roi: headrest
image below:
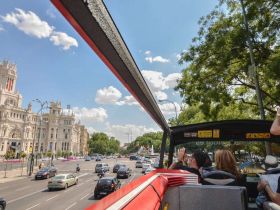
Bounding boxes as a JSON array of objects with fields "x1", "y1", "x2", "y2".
[
  {"x1": 203, "y1": 178, "x2": 235, "y2": 186},
  {"x1": 202, "y1": 170, "x2": 236, "y2": 179}
]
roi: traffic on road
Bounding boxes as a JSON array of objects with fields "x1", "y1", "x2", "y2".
[{"x1": 0, "y1": 156, "x2": 157, "y2": 210}]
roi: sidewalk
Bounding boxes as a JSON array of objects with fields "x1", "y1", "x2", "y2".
[{"x1": 0, "y1": 166, "x2": 39, "y2": 184}]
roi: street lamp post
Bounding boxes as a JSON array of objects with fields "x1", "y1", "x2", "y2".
[
  {"x1": 239, "y1": 0, "x2": 271, "y2": 154},
  {"x1": 158, "y1": 99, "x2": 178, "y2": 125},
  {"x1": 28, "y1": 99, "x2": 48, "y2": 176}
]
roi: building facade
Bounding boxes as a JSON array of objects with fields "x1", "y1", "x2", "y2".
[{"x1": 0, "y1": 60, "x2": 89, "y2": 157}]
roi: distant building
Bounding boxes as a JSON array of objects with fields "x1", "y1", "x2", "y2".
[{"x1": 0, "y1": 60, "x2": 89, "y2": 157}]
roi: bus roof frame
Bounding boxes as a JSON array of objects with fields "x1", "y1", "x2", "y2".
[
  {"x1": 170, "y1": 119, "x2": 279, "y2": 145},
  {"x1": 51, "y1": 0, "x2": 170, "y2": 134}
]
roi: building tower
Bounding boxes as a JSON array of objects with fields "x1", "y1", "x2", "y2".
[{"x1": 0, "y1": 60, "x2": 22, "y2": 107}]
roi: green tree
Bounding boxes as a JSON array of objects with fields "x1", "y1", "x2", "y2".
[
  {"x1": 19, "y1": 151, "x2": 27, "y2": 160},
  {"x1": 4, "y1": 150, "x2": 15, "y2": 160},
  {"x1": 46, "y1": 150, "x2": 52, "y2": 158},
  {"x1": 56, "y1": 150, "x2": 62, "y2": 157},
  {"x1": 127, "y1": 132, "x2": 163, "y2": 154},
  {"x1": 88, "y1": 132, "x2": 121, "y2": 155},
  {"x1": 176, "y1": 0, "x2": 280, "y2": 120}
]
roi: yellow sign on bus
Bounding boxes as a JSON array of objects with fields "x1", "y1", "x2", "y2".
[
  {"x1": 246, "y1": 133, "x2": 271, "y2": 139},
  {"x1": 198, "y1": 130, "x2": 213, "y2": 138}
]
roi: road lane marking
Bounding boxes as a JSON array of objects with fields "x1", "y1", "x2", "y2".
[
  {"x1": 46, "y1": 194, "x2": 59, "y2": 201},
  {"x1": 16, "y1": 186, "x2": 31, "y2": 192},
  {"x1": 25, "y1": 203, "x2": 40, "y2": 210},
  {"x1": 65, "y1": 202, "x2": 77, "y2": 210},
  {"x1": 130, "y1": 173, "x2": 136, "y2": 181},
  {"x1": 85, "y1": 179, "x2": 92, "y2": 182},
  {"x1": 80, "y1": 193, "x2": 89, "y2": 200},
  {"x1": 8, "y1": 188, "x2": 47, "y2": 204},
  {"x1": 77, "y1": 173, "x2": 88, "y2": 178}
]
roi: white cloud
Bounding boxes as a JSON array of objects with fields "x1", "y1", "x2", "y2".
[
  {"x1": 2, "y1": 8, "x2": 78, "y2": 50},
  {"x1": 158, "y1": 102, "x2": 181, "y2": 116},
  {"x1": 2, "y1": 8, "x2": 53, "y2": 38},
  {"x1": 86, "y1": 127, "x2": 96, "y2": 134},
  {"x1": 72, "y1": 107, "x2": 108, "y2": 123},
  {"x1": 0, "y1": 26, "x2": 4, "y2": 31},
  {"x1": 141, "y1": 70, "x2": 182, "y2": 92},
  {"x1": 145, "y1": 56, "x2": 169, "y2": 63},
  {"x1": 116, "y1": 95, "x2": 139, "y2": 106},
  {"x1": 141, "y1": 70, "x2": 168, "y2": 91},
  {"x1": 165, "y1": 73, "x2": 182, "y2": 89},
  {"x1": 50, "y1": 31, "x2": 78, "y2": 50},
  {"x1": 105, "y1": 123, "x2": 159, "y2": 145},
  {"x1": 155, "y1": 91, "x2": 168, "y2": 100},
  {"x1": 95, "y1": 86, "x2": 122, "y2": 104},
  {"x1": 144, "y1": 50, "x2": 151, "y2": 55}
]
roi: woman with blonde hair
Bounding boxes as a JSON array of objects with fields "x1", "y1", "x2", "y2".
[{"x1": 215, "y1": 149, "x2": 240, "y2": 178}]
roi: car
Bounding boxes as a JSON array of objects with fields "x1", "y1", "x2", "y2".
[
  {"x1": 48, "y1": 173, "x2": 78, "y2": 190},
  {"x1": 94, "y1": 177, "x2": 121, "y2": 199},
  {"x1": 35, "y1": 167, "x2": 57, "y2": 180},
  {"x1": 129, "y1": 155, "x2": 138, "y2": 160},
  {"x1": 117, "y1": 166, "x2": 131, "y2": 178},
  {"x1": 0, "y1": 198, "x2": 6, "y2": 210},
  {"x1": 113, "y1": 164, "x2": 126, "y2": 173},
  {"x1": 85, "y1": 156, "x2": 91, "y2": 161},
  {"x1": 135, "y1": 161, "x2": 143, "y2": 168},
  {"x1": 96, "y1": 156, "x2": 102, "y2": 161},
  {"x1": 95, "y1": 163, "x2": 109, "y2": 173},
  {"x1": 144, "y1": 167, "x2": 155, "y2": 175},
  {"x1": 142, "y1": 163, "x2": 151, "y2": 173}
]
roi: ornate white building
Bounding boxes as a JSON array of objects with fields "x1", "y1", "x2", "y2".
[{"x1": 0, "y1": 60, "x2": 89, "y2": 157}]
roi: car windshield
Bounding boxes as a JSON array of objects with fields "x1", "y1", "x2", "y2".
[
  {"x1": 99, "y1": 179, "x2": 112, "y2": 185},
  {"x1": 96, "y1": 164, "x2": 102, "y2": 167},
  {"x1": 40, "y1": 168, "x2": 49, "y2": 172},
  {"x1": 118, "y1": 167, "x2": 127, "y2": 171}
]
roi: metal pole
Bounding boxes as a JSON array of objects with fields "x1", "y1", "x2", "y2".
[
  {"x1": 168, "y1": 135, "x2": 175, "y2": 167},
  {"x1": 159, "y1": 130, "x2": 168, "y2": 168},
  {"x1": 28, "y1": 120, "x2": 36, "y2": 176},
  {"x1": 28, "y1": 100, "x2": 48, "y2": 176},
  {"x1": 239, "y1": 0, "x2": 271, "y2": 154}
]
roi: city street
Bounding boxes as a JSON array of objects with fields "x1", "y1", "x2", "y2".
[{"x1": 0, "y1": 158, "x2": 143, "y2": 210}]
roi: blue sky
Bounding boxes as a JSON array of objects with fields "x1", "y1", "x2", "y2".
[{"x1": 0, "y1": 0, "x2": 217, "y2": 144}]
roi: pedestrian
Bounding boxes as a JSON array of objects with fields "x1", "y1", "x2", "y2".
[{"x1": 39, "y1": 163, "x2": 42, "y2": 170}]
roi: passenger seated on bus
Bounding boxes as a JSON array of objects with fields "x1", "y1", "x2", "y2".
[
  {"x1": 214, "y1": 149, "x2": 241, "y2": 179},
  {"x1": 257, "y1": 177, "x2": 280, "y2": 209},
  {"x1": 270, "y1": 107, "x2": 280, "y2": 135},
  {"x1": 256, "y1": 156, "x2": 280, "y2": 209},
  {"x1": 199, "y1": 152, "x2": 215, "y2": 176},
  {"x1": 201, "y1": 149, "x2": 242, "y2": 186},
  {"x1": 169, "y1": 148, "x2": 207, "y2": 182}
]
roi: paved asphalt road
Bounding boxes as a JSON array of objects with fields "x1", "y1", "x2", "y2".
[{"x1": 0, "y1": 158, "x2": 143, "y2": 210}]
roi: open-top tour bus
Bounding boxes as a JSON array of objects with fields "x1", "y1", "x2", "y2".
[{"x1": 51, "y1": 1, "x2": 280, "y2": 209}]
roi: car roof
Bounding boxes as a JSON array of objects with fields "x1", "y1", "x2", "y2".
[
  {"x1": 55, "y1": 173, "x2": 72, "y2": 176},
  {"x1": 100, "y1": 177, "x2": 115, "y2": 180}
]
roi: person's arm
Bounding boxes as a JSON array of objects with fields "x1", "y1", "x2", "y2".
[
  {"x1": 270, "y1": 108, "x2": 280, "y2": 135},
  {"x1": 264, "y1": 184, "x2": 280, "y2": 205},
  {"x1": 168, "y1": 148, "x2": 186, "y2": 169},
  {"x1": 258, "y1": 180, "x2": 280, "y2": 205}
]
